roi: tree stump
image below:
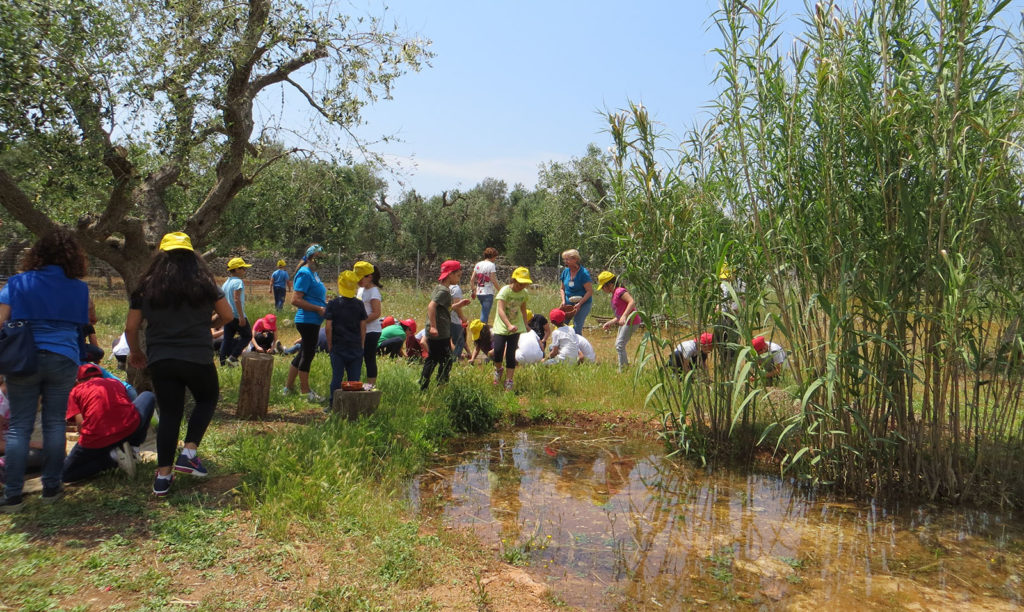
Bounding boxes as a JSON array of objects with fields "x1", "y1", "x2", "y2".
[
  {"x1": 236, "y1": 352, "x2": 274, "y2": 419},
  {"x1": 330, "y1": 389, "x2": 382, "y2": 420}
]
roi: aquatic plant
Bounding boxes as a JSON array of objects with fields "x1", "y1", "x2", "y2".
[{"x1": 607, "y1": 0, "x2": 1024, "y2": 505}]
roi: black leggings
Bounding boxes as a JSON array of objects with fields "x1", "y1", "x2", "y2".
[
  {"x1": 363, "y1": 331, "x2": 381, "y2": 378},
  {"x1": 149, "y1": 359, "x2": 219, "y2": 468},
  {"x1": 290, "y1": 323, "x2": 321, "y2": 373},
  {"x1": 420, "y1": 337, "x2": 453, "y2": 390},
  {"x1": 492, "y1": 333, "x2": 520, "y2": 369}
]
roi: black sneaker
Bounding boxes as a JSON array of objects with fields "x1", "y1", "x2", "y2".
[
  {"x1": 41, "y1": 486, "x2": 63, "y2": 504},
  {"x1": 173, "y1": 454, "x2": 209, "y2": 477},
  {"x1": 0, "y1": 495, "x2": 24, "y2": 513},
  {"x1": 152, "y1": 472, "x2": 174, "y2": 496}
]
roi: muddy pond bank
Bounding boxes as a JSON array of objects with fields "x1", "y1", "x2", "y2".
[{"x1": 410, "y1": 428, "x2": 1024, "y2": 610}]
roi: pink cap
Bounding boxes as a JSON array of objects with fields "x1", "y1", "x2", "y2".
[{"x1": 699, "y1": 332, "x2": 714, "y2": 346}]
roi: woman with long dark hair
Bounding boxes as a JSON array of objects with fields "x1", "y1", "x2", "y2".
[
  {"x1": 282, "y1": 245, "x2": 327, "y2": 401},
  {"x1": 0, "y1": 229, "x2": 90, "y2": 511},
  {"x1": 125, "y1": 232, "x2": 233, "y2": 496}
]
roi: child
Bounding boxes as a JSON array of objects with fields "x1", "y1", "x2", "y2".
[
  {"x1": 671, "y1": 333, "x2": 714, "y2": 372},
  {"x1": 752, "y1": 336, "x2": 787, "y2": 380},
  {"x1": 378, "y1": 319, "x2": 411, "y2": 358},
  {"x1": 220, "y1": 257, "x2": 252, "y2": 366},
  {"x1": 271, "y1": 259, "x2": 290, "y2": 311},
  {"x1": 514, "y1": 327, "x2": 544, "y2": 364},
  {"x1": 62, "y1": 364, "x2": 157, "y2": 482},
  {"x1": 404, "y1": 319, "x2": 427, "y2": 362},
  {"x1": 492, "y1": 267, "x2": 532, "y2": 390},
  {"x1": 468, "y1": 319, "x2": 493, "y2": 362},
  {"x1": 597, "y1": 271, "x2": 640, "y2": 370},
  {"x1": 354, "y1": 261, "x2": 383, "y2": 386},
  {"x1": 544, "y1": 308, "x2": 579, "y2": 365},
  {"x1": 249, "y1": 313, "x2": 278, "y2": 353},
  {"x1": 576, "y1": 334, "x2": 597, "y2": 363},
  {"x1": 420, "y1": 260, "x2": 465, "y2": 390},
  {"x1": 324, "y1": 270, "x2": 367, "y2": 401}
]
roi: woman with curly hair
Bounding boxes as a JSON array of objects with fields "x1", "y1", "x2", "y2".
[
  {"x1": 125, "y1": 232, "x2": 233, "y2": 496},
  {"x1": 1, "y1": 229, "x2": 90, "y2": 512}
]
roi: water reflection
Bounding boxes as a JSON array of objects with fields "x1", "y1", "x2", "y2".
[{"x1": 410, "y1": 429, "x2": 1024, "y2": 610}]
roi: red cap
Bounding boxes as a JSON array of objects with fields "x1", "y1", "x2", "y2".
[
  {"x1": 752, "y1": 336, "x2": 768, "y2": 353},
  {"x1": 77, "y1": 363, "x2": 103, "y2": 381},
  {"x1": 400, "y1": 319, "x2": 417, "y2": 333},
  {"x1": 382, "y1": 315, "x2": 396, "y2": 328},
  {"x1": 439, "y1": 259, "x2": 462, "y2": 281},
  {"x1": 549, "y1": 308, "x2": 566, "y2": 325},
  {"x1": 699, "y1": 332, "x2": 714, "y2": 346},
  {"x1": 264, "y1": 314, "x2": 277, "y2": 331}
]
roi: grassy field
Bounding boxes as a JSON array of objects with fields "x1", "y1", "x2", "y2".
[{"x1": 0, "y1": 279, "x2": 657, "y2": 611}]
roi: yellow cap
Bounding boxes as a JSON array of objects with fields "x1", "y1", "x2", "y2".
[
  {"x1": 277, "y1": 259, "x2": 286, "y2": 267},
  {"x1": 511, "y1": 266, "x2": 533, "y2": 284},
  {"x1": 337, "y1": 270, "x2": 359, "y2": 298},
  {"x1": 227, "y1": 257, "x2": 252, "y2": 271},
  {"x1": 525, "y1": 309, "x2": 533, "y2": 321},
  {"x1": 596, "y1": 270, "x2": 616, "y2": 290},
  {"x1": 469, "y1": 319, "x2": 484, "y2": 341},
  {"x1": 353, "y1": 261, "x2": 375, "y2": 279},
  {"x1": 159, "y1": 232, "x2": 193, "y2": 252},
  {"x1": 719, "y1": 261, "x2": 733, "y2": 280}
]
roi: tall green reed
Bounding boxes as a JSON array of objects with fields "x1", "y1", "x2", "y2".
[{"x1": 608, "y1": 0, "x2": 1024, "y2": 504}]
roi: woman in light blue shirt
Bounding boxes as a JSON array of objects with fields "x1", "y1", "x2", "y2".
[{"x1": 283, "y1": 245, "x2": 327, "y2": 402}]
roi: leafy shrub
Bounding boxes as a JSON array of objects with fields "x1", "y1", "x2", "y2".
[{"x1": 441, "y1": 376, "x2": 500, "y2": 434}]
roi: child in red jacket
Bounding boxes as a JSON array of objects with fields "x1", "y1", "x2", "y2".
[{"x1": 62, "y1": 364, "x2": 156, "y2": 482}]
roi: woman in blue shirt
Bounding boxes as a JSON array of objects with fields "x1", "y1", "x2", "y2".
[
  {"x1": 283, "y1": 245, "x2": 327, "y2": 402},
  {"x1": 558, "y1": 249, "x2": 594, "y2": 336},
  {"x1": 0, "y1": 229, "x2": 90, "y2": 512}
]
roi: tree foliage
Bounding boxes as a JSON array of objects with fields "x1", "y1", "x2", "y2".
[{"x1": 0, "y1": 0, "x2": 429, "y2": 290}]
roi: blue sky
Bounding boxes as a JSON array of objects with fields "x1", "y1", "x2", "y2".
[{"x1": 332, "y1": 0, "x2": 1022, "y2": 198}]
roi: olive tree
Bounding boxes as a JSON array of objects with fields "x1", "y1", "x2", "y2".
[{"x1": 0, "y1": 0, "x2": 429, "y2": 291}]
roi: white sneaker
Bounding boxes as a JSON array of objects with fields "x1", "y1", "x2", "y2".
[
  {"x1": 115, "y1": 442, "x2": 136, "y2": 478},
  {"x1": 307, "y1": 391, "x2": 324, "y2": 403},
  {"x1": 281, "y1": 387, "x2": 293, "y2": 396}
]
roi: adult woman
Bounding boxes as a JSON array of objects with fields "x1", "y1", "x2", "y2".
[
  {"x1": 354, "y1": 261, "x2": 382, "y2": 387},
  {"x1": 283, "y1": 245, "x2": 327, "y2": 401},
  {"x1": 597, "y1": 271, "x2": 641, "y2": 369},
  {"x1": 470, "y1": 247, "x2": 499, "y2": 323},
  {"x1": 558, "y1": 249, "x2": 594, "y2": 335},
  {"x1": 126, "y1": 232, "x2": 233, "y2": 496},
  {"x1": 0, "y1": 229, "x2": 90, "y2": 511}
]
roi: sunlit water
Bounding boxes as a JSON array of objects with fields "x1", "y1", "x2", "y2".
[{"x1": 409, "y1": 429, "x2": 1024, "y2": 610}]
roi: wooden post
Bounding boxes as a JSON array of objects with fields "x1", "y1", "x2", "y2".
[
  {"x1": 330, "y1": 390, "x2": 382, "y2": 420},
  {"x1": 236, "y1": 352, "x2": 275, "y2": 419}
]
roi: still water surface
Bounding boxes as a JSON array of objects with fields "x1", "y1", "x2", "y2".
[{"x1": 410, "y1": 429, "x2": 1023, "y2": 610}]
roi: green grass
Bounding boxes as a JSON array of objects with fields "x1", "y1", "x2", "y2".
[{"x1": 0, "y1": 279, "x2": 654, "y2": 610}]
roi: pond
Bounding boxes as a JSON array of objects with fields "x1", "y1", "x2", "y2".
[{"x1": 409, "y1": 429, "x2": 1024, "y2": 610}]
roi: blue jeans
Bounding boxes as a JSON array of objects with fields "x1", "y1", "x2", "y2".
[
  {"x1": 330, "y1": 348, "x2": 363, "y2": 399},
  {"x1": 569, "y1": 298, "x2": 593, "y2": 336},
  {"x1": 62, "y1": 391, "x2": 156, "y2": 483},
  {"x1": 273, "y1": 286, "x2": 286, "y2": 310},
  {"x1": 451, "y1": 324, "x2": 467, "y2": 360},
  {"x1": 478, "y1": 294, "x2": 494, "y2": 324},
  {"x1": 4, "y1": 351, "x2": 78, "y2": 498}
]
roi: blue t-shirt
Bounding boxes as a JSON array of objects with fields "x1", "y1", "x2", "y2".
[
  {"x1": 560, "y1": 266, "x2": 593, "y2": 303},
  {"x1": 293, "y1": 266, "x2": 326, "y2": 325},
  {"x1": 222, "y1": 276, "x2": 246, "y2": 318},
  {"x1": 0, "y1": 266, "x2": 89, "y2": 365},
  {"x1": 271, "y1": 269, "x2": 289, "y2": 289}
]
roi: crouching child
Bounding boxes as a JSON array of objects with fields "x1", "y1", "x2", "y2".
[{"x1": 63, "y1": 364, "x2": 156, "y2": 483}]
